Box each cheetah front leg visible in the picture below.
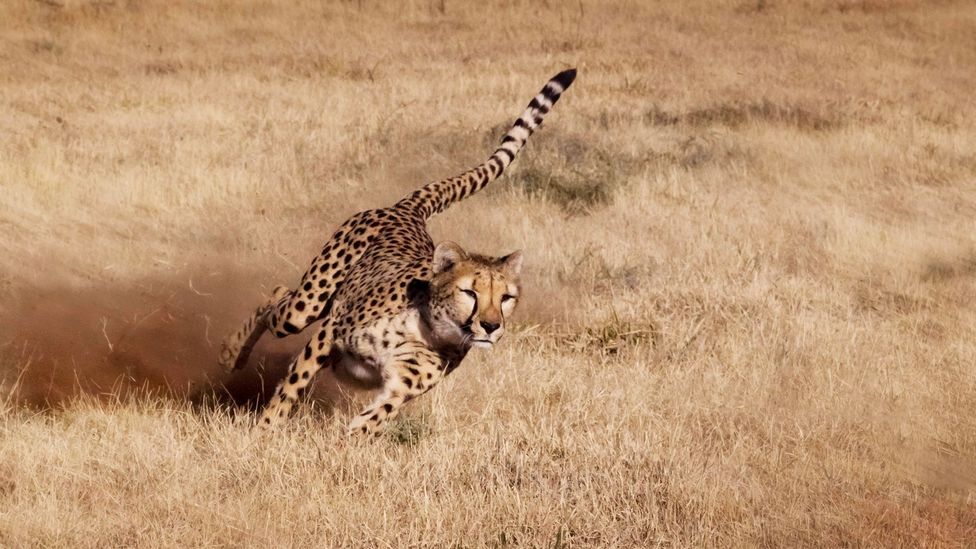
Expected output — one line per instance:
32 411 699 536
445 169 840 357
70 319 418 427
347 347 445 436
256 322 335 429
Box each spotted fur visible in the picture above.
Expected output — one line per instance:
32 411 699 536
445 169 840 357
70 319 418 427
220 69 577 433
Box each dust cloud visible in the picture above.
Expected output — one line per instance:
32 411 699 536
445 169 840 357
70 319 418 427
0 266 343 410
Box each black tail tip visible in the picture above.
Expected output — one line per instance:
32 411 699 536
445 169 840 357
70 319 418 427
552 68 577 89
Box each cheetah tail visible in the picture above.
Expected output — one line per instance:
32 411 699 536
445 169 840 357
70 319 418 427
396 68 577 219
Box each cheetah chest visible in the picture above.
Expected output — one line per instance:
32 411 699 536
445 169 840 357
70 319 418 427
333 311 425 387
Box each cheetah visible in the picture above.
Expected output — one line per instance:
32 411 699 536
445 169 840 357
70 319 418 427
220 68 577 433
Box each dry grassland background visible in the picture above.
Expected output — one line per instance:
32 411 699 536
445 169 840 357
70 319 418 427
2 0 976 546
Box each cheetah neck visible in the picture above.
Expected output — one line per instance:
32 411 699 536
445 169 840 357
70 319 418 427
415 305 470 353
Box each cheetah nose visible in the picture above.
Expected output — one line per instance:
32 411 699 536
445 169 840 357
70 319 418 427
480 321 500 334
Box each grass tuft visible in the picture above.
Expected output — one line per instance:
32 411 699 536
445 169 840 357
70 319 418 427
561 311 659 356
645 100 839 131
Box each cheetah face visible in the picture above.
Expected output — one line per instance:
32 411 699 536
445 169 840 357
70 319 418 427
427 241 522 349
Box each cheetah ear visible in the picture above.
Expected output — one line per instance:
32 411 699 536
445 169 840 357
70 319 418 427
500 250 523 278
433 241 466 274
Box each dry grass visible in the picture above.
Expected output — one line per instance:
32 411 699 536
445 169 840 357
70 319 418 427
2 0 976 546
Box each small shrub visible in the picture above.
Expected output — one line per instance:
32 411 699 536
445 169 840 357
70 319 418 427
512 165 610 214
384 412 431 446
501 134 635 214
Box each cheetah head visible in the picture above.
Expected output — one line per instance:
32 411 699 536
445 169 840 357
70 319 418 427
423 241 522 350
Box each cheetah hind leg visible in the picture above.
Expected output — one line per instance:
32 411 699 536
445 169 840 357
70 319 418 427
219 285 292 372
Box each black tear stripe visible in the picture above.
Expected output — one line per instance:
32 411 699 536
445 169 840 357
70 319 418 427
462 282 478 329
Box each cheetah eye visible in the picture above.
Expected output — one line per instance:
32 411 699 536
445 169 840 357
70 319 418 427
460 289 478 300
501 294 516 302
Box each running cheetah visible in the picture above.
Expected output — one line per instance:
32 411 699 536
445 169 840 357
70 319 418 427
221 68 577 433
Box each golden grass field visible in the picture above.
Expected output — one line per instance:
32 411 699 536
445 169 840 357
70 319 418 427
2 0 976 546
